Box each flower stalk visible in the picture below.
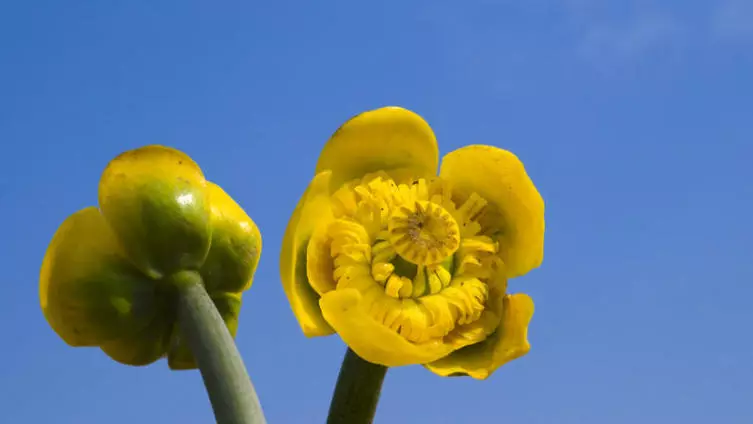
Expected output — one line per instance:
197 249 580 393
172 271 267 424
326 348 388 424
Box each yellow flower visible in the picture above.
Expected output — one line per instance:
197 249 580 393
280 107 544 379
40 145 261 369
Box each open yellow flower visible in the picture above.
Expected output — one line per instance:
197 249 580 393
280 107 544 379
40 145 262 369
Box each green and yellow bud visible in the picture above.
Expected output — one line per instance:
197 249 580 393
40 145 261 369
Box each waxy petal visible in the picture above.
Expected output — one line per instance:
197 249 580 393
316 107 439 189
40 207 160 347
279 172 336 337
320 288 455 367
440 145 544 278
425 293 534 379
98 145 212 279
201 182 262 294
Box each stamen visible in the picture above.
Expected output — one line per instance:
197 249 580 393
313 174 504 346
371 262 394 284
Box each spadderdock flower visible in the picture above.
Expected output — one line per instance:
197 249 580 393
280 107 544 379
40 145 261 370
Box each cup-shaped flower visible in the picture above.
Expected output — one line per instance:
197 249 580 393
40 145 261 369
280 107 544 379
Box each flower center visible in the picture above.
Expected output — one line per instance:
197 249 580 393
387 200 460 266
307 172 506 347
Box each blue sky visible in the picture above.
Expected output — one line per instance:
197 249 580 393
1 1 752 423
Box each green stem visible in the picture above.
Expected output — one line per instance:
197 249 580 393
172 271 266 424
326 348 388 424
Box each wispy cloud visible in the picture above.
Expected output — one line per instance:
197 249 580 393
576 14 683 64
418 0 688 83
560 0 685 65
711 0 753 42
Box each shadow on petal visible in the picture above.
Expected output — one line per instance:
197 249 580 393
424 293 534 380
280 171 336 337
320 288 455 367
40 207 159 347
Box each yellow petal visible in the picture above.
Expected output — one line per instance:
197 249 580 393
424 293 534 380
98 145 212 279
440 145 545 278
167 292 242 370
279 172 336 337
319 288 455 367
316 107 439 189
200 182 262 294
100 308 173 366
40 207 160 347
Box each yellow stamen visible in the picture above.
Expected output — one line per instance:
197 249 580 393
311 174 506 346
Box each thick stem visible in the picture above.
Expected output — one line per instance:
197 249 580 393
326 348 388 424
172 271 266 424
